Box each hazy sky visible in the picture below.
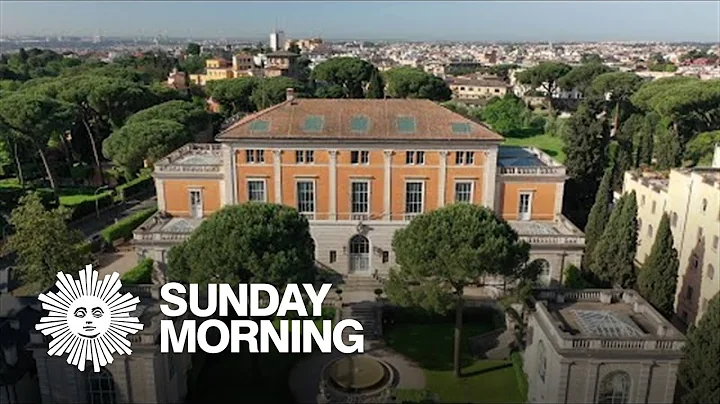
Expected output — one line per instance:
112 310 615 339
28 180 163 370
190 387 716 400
1 1 718 42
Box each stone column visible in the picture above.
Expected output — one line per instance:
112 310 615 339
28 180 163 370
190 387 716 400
483 147 498 209
554 181 565 217
584 361 602 403
329 150 338 220
557 360 573 404
438 151 448 207
664 363 679 403
273 150 282 203
383 150 393 220
635 362 653 403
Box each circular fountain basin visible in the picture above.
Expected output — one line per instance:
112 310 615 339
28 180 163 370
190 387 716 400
328 355 386 390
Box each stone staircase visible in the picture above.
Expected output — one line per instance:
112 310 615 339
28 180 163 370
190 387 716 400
469 328 516 360
340 302 381 343
342 274 383 292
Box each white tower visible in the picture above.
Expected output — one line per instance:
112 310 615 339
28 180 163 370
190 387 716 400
270 30 285 52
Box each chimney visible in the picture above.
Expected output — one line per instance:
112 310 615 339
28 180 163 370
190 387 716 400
286 88 295 102
712 143 720 168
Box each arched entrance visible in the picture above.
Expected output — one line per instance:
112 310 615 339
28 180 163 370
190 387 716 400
537 259 551 286
349 235 370 274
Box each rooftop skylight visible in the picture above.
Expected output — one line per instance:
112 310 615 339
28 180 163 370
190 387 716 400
350 116 369 133
451 122 471 134
249 120 269 132
303 115 325 132
396 116 416 134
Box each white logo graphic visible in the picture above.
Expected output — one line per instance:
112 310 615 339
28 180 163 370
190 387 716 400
36 265 144 372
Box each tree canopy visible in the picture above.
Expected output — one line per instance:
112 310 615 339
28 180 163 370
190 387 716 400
366 69 385 99
2 192 87 289
383 66 451 101
385 204 534 377
589 191 638 288
516 62 572 107
558 62 613 95
206 77 259 117
480 94 533 135
167 203 316 287
582 168 613 271
685 130 720 166
678 292 720 404
311 57 375 98
102 119 190 176
251 76 301 110
125 100 211 137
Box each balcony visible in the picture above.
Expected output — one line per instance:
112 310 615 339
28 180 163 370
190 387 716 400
154 143 223 174
133 212 202 245
498 146 566 177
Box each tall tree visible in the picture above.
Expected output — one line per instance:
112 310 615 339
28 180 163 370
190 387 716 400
678 292 720 404
558 62 613 96
684 130 720 166
0 91 75 190
590 191 638 288
366 69 385 99
592 72 644 131
125 100 211 137
637 213 679 318
655 117 682 169
561 99 609 227
206 77 259 117
102 119 190 177
385 204 533 377
186 43 201 56
2 192 87 289
582 168 613 271
311 57 374 98
167 203 315 287
480 93 532 135
383 66 452 101
516 62 572 111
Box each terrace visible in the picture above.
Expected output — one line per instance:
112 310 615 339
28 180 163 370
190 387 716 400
497 146 566 177
153 143 223 175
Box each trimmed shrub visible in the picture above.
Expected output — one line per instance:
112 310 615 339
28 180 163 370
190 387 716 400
101 207 157 244
121 258 153 284
116 175 153 201
65 193 114 221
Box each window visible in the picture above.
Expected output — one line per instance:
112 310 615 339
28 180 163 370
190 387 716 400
451 122 471 134
189 190 203 219
405 151 425 165
671 212 678 227
691 254 700 270
351 181 370 220
329 250 337 263
651 201 656 214
697 227 704 242
455 151 475 165
247 180 266 202
641 195 646 206
296 181 315 219
686 286 694 300
303 115 325 132
350 116 369 133
245 149 265 163
382 251 389 263
396 117 417 134
518 192 532 221
707 264 715 280
702 198 708 213
454 181 473 203
537 340 547 383
351 150 370 164
249 120 269 133
713 236 719 251
647 224 653 237
598 371 630 404
638 218 643 231
87 368 116 404
405 181 424 220
295 150 314 163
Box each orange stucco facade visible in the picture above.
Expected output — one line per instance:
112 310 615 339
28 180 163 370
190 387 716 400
498 182 558 221
163 179 221 217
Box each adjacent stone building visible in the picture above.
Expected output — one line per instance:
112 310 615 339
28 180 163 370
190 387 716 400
524 289 685 404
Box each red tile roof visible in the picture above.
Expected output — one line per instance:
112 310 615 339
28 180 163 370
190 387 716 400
217 98 503 141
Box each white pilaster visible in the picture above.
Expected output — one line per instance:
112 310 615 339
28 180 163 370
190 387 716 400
155 178 166 211
329 150 338 220
273 150 282 203
635 362 653 403
555 181 565 217
222 144 235 205
438 151 448 207
383 150 393 220
584 361 602 403
483 147 498 209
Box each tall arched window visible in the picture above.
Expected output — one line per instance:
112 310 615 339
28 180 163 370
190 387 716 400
598 371 630 404
87 368 116 404
349 235 370 273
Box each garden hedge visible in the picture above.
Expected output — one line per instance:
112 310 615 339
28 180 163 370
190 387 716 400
510 351 529 400
121 258 153 284
101 207 157 244
116 175 153 201
66 193 115 221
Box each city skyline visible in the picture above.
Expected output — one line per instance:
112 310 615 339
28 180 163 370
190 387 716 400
1 1 718 42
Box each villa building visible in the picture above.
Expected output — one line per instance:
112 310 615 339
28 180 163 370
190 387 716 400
524 288 685 404
447 76 510 100
133 92 585 290
26 286 192 404
622 160 720 326
189 53 262 86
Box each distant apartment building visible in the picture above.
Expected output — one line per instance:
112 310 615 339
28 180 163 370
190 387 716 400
269 30 286 52
189 53 261 86
263 50 299 78
285 37 323 52
524 288 685 404
447 76 510 100
134 93 585 291
622 158 720 326
166 68 188 90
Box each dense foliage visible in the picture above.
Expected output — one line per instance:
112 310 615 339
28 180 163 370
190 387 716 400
636 213 679 318
383 66 452 101
678 292 720 404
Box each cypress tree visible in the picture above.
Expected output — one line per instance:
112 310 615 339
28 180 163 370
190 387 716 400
590 191 638 288
637 118 655 167
366 69 385 99
678 292 720 404
583 167 613 270
637 213 679 318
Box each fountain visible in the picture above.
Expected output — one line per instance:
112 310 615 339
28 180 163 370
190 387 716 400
320 355 396 403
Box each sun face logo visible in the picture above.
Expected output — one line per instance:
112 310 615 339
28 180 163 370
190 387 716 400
35 265 144 372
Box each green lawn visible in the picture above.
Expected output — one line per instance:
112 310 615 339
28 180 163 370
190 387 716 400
58 190 112 206
503 133 566 163
385 322 525 404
